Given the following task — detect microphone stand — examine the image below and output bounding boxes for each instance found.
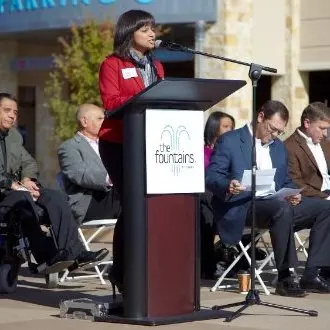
[163,44,318,322]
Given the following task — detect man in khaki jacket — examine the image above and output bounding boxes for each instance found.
[285,102,330,199]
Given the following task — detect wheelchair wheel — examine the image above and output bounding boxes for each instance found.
[45,272,59,289]
[0,264,18,293]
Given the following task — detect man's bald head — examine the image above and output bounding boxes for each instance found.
[77,104,104,122]
[76,104,105,140]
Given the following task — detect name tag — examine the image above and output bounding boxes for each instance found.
[122,68,138,79]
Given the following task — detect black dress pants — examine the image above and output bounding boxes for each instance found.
[292,197,330,268]
[84,189,121,223]
[0,189,84,263]
[99,140,123,284]
[245,196,330,272]
[200,190,216,278]
[37,188,83,260]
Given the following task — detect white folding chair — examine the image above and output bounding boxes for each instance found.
[59,218,117,285]
[212,229,310,295]
[294,230,309,258]
[211,230,275,295]
[55,172,117,285]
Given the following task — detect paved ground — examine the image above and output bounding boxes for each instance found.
[0,242,329,330]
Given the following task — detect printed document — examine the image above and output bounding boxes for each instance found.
[241,169,276,194]
[260,188,303,200]
[240,169,302,200]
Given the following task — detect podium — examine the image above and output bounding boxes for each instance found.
[95,78,246,325]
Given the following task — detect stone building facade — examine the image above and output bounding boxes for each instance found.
[1,0,330,183]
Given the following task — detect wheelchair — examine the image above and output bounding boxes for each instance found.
[0,206,62,293]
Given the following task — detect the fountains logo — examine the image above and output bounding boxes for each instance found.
[146,109,204,194]
[154,124,196,176]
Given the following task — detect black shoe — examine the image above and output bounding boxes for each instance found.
[320,267,330,280]
[214,241,239,265]
[214,242,250,275]
[73,248,109,269]
[254,248,267,261]
[300,275,330,293]
[108,268,123,301]
[275,276,308,297]
[44,250,74,274]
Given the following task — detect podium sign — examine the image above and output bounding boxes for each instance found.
[146,109,205,194]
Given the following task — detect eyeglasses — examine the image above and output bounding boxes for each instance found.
[265,120,285,137]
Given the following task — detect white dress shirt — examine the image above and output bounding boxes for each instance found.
[78,131,100,157]
[248,123,276,197]
[297,129,330,194]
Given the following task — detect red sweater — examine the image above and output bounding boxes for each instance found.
[98,55,164,143]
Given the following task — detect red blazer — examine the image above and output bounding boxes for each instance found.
[98,55,164,143]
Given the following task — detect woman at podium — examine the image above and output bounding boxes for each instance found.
[98,9,165,298]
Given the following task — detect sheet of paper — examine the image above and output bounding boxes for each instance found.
[241,169,276,191]
[260,188,303,200]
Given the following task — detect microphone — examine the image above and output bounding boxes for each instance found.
[155,39,189,51]
[155,40,277,74]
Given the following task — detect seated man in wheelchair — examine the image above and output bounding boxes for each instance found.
[0,93,109,275]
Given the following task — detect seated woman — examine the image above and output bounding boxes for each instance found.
[201,111,267,279]
[201,111,235,279]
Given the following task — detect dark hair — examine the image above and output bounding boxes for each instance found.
[113,10,155,60]
[257,100,289,123]
[0,92,17,104]
[300,102,330,126]
[204,111,235,146]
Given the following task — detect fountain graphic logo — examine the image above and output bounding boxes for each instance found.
[154,124,196,176]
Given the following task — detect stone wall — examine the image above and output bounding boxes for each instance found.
[203,0,253,127]
[271,0,309,137]
[203,0,309,133]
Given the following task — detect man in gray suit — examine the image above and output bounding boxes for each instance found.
[58,104,120,224]
[0,93,109,273]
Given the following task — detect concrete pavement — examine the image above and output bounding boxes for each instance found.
[1,261,329,330]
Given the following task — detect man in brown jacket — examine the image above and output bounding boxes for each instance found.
[285,102,330,199]
[285,101,330,283]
